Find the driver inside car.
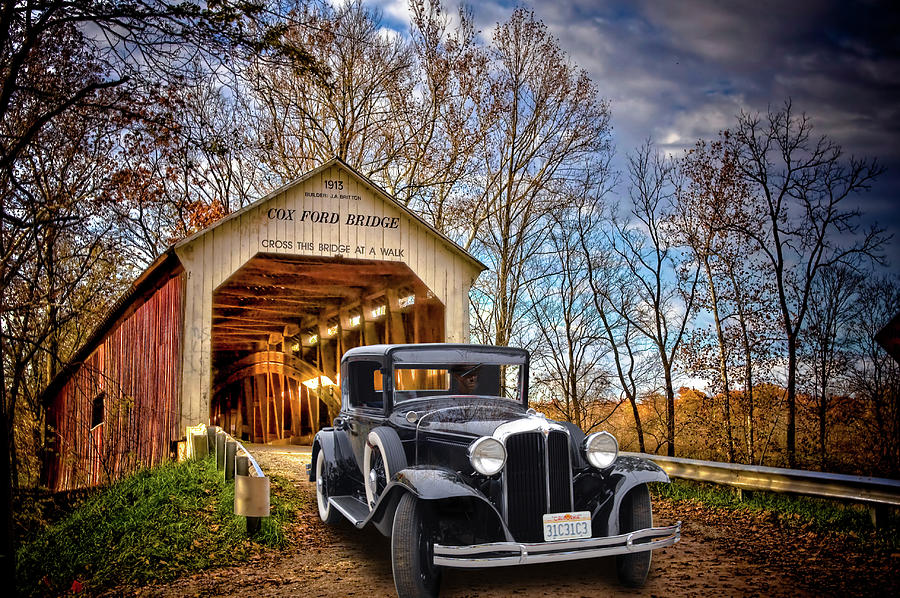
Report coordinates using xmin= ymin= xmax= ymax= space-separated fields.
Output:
xmin=450 ymin=364 xmax=480 ymax=394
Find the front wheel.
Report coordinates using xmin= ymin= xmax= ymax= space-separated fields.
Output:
xmin=391 ymin=492 xmax=442 ymax=598
xmin=616 ymin=483 xmax=653 ymax=587
xmin=315 ymin=450 xmax=341 ymax=524
xmin=364 ymin=427 xmax=407 ymax=508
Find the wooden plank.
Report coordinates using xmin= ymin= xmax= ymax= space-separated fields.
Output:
xmin=384 ymin=289 xmax=406 ymax=344
xmin=288 ymin=379 xmax=301 ymax=437
xmin=244 ymin=376 xmax=256 ymax=442
xmin=254 ymin=373 xmax=268 ymax=443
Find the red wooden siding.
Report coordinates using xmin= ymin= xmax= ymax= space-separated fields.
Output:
xmin=45 ymin=274 xmax=184 ymax=491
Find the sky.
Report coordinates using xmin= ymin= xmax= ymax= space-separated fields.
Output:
xmin=369 ymin=0 xmax=900 ymax=268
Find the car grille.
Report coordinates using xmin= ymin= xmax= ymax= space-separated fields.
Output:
xmin=503 ymin=430 xmax=573 ymax=541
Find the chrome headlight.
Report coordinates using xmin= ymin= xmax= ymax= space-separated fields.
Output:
xmin=468 ymin=436 xmax=507 ymax=476
xmin=583 ymin=431 xmax=618 ymax=469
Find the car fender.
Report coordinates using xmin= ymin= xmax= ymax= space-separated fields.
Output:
xmin=310 ymin=428 xmax=359 ymax=494
xmin=368 ymin=466 xmax=510 ymax=539
xmin=603 ymin=455 xmax=669 ymax=535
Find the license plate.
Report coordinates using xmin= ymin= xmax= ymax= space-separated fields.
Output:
xmin=542 ymin=511 xmax=592 ymax=542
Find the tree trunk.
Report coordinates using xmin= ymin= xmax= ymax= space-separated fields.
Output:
xmin=629 ymin=395 xmax=646 ymax=453
xmin=818 ymin=393 xmax=828 ymax=469
xmin=663 ymin=361 xmax=676 ymax=457
xmin=745 ymin=357 xmax=755 ymax=464
xmin=0 ymin=342 xmax=14 ymax=587
xmin=786 ymin=334 xmax=798 ymax=468
xmin=704 ymin=259 xmax=734 ymax=462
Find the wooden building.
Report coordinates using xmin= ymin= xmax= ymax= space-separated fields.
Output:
xmin=42 ymin=159 xmax=485 ymax=490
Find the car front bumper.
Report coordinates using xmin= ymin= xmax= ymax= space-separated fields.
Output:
xmin=433 ymin=521 xmax=681 ymax=568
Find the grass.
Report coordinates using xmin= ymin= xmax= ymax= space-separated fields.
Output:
xmin=16 ymin=457 xmax=300 ymax=597
xmin=652 ymin=478 xmax=900 ymax=549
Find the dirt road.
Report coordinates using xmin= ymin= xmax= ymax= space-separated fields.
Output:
xmin=134 ymin=445 xmax=897 ymax=597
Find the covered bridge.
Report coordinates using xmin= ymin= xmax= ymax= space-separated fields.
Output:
xmin=42 ymin=159 xmax=484 ymax=490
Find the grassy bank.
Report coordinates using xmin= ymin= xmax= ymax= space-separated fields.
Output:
xmin=16 ymin=458 xmax=297 ymax=596
xmin=652 ymin=478 xmax=899 ymax=549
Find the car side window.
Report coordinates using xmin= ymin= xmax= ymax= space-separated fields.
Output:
xmin=348 ymin=360 xmax=383 ymax=409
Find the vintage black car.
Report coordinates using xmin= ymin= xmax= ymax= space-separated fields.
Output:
xmin=308 ymin=344 xmax=680 ymax=597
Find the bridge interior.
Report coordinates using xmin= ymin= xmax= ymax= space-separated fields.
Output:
xmin=210 ymin=254 xmax=444 ymax=444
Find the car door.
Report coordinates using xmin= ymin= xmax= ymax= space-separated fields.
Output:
xmin=342 ymin=358 xmax=387 ymax=472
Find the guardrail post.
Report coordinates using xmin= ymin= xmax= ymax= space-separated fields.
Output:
xmin=869 ymin=504 xmax=888 ymax=529
xmin=207 ymin=426 xmax=218 ymax=454
xmin=191 ymin=433 xmax=208 ymax=459
xmin=736 ymin=488 xmax=751 ymax=502
xmin=235 ymin=454 xmax=262 ymax=535
xmin=224 ymin=439 xmax=236 ymax=481
xmin=235 ymin=454 xmax=248 ymax=476
xmin=215 ymin=429 xmax=226 ymax=471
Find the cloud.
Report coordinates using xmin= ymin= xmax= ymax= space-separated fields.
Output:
xmin=392 ymin=0 xmax=900 ymax=264
xmin=359 ymin=0 xmax=412 ymax=29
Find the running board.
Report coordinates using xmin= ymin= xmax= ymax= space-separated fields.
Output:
xmin=329 ymin=495 xmax=370 ymax=526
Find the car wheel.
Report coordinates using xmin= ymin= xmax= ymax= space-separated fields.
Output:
xmin=392 ymin=492 xmax=442 ymax=598
xmin=364 ymin=427 xmax=407 ymax=508
xmin=315 ymin=450 xmax=341 ymax=524
xmin=616 ymin=483 xmax=653 ymax=587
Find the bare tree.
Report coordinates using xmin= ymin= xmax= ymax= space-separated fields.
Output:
xmin=527 ymin=201 xmax=617 ymax=433
xmin=604 ymin=141 xmax=700 ymax=456
xmin=848 ymin=277 xmax=900 ymax=476
xmin=673 ymin=136 xmax=752 ymax=462
xmin=248 ymin=0 xmax=412 ymax=179
xmin=800 ymin=265 xmax=862 ymax=468
xmin=729 ymin=101 xmax=888 ymax=467
xmin=565 ymin=170 xmax=654 ymax=451
xmin=469 ymin=8 xmax=612 ymax=348
xmin=399 ymin=0 xmax=495 ymax=231
xmin=721 ymin=249 xmax=777 ymax=464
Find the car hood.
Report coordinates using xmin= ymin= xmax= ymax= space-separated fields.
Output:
xmin=394 ymin=397 xmax=538 ymax=440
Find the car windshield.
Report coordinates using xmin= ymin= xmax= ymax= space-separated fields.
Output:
xmin=392 ymin=363 xmax=523 ymax=402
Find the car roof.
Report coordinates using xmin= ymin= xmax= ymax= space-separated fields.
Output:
xmin=341 ymin=343 xmax=529 ymax=362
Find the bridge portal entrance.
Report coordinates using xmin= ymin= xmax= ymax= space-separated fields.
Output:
xmin=210 ymin=254 xmax=444 ymax=443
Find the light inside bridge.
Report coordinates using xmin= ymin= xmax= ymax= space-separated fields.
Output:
xmin=302 ymin=375 xmax=337 ymax=390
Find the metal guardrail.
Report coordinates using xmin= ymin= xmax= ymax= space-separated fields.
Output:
xmin=188 ymin=425 xmax=270 ymax=534
xmin=623 ymin=452 xmax=900 ymax=527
